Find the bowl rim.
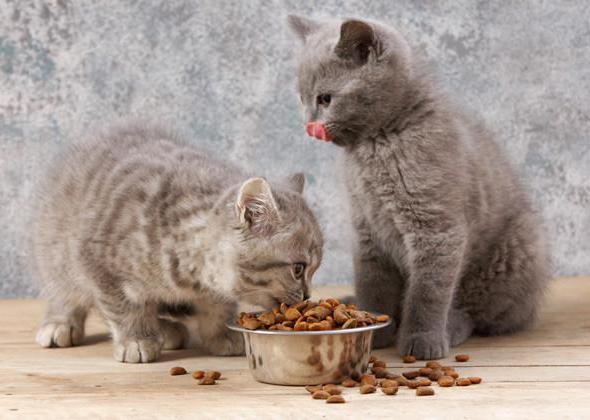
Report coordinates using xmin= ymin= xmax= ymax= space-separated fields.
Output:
xmin=226 ymin=313 xmax=392 ymax=336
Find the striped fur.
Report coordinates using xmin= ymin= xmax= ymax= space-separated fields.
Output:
xmin=34 ymin=122 xmax=323 ymax=362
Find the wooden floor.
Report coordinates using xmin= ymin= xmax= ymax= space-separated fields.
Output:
xmin=1 ymin=277 xmax=589 ymax=419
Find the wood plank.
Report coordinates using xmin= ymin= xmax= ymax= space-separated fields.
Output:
xmin=2 ymin=382 xmax=590 ymax=419
xmin=1 ymin=277 xmax=589 ymax=419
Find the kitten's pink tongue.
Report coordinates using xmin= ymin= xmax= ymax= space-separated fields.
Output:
xmin=305 ymin=122 xmax=332 ymax=142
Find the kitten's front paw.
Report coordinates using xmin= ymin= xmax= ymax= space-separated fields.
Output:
xmin=398 ymin=330 xmax=449 ymax=360
xmin=114 ymin=338 xmax=162 ymax=363
xmin=36 ymin=322 xmax=84 ymax=348
xmin=205 ymin=330 xmax=245 ymax=356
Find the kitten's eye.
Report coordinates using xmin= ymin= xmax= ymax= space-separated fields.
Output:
xmin=317 ymin=94 xmax=331 ymax=107
xmin=293 ymin=263 xmax=306 ymax=278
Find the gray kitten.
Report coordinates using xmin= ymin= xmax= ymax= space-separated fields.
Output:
xmin=288 ymin=15 xmax=550 ymax=359
xmin=34 ymin=123 xmax=323 ymax=362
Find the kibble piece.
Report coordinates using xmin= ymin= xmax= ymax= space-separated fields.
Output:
xmin=382 ymin=386 xmax=398 ymax=395
xmin=258 ymin=312 xmax=276 ymax=326
xmin=385 ymin=372 xmax=402 ymax=381
xmin=169 ymin=367 xmax=187 ymax=376
xmin=294 ymin=321 xmax=308 ymax=331
xmin=380 ymin=379 xmax=398 ymax=389
xmin=312 ymin=390 xmax=331 ymax=400
xmin=205 ymin=371 xmax=221 ymax=380
xmin=396 ymin=376 xmax=410 ymax=387
xmin=456 ymin=377 xmax=471 ymax=386
xmin=371 ymin=367 xmax=388 ymax=378
xmin=369 ymin=355 xmax=377 ymax=363
xmin=403 ymin=370 xmax=420 ymax=379
xmin=280 ymin=302 xmax=288 ymax=314
xmin=285 ymin=307 xmax=302 ymax=321
xmin=417 ymin=378 xmax=432 ymax=387
xmin=308 ymin=322 xmax=325 ymax=331
xmin=428 ymin=370 xmax=443 ymax=381
xmin=360 ymin=384 xmax=377 ymax=394
xmin=442 ymin=370 xmax=459 ymax=379
xmin=305 ymin=385 xmax=322 ymax=394
xmin=416 ymin=387 xmax=435 ymax=396
xmin=322 ymin=384 xmax=342 ymax=395
xmin=241 ymin=318 xmax=262 ymax=330
xmin=455 ymin=354 xmax=470 ymax=362
xmin=341 ymin=378 xmax=357 ymax=387
xmin=199 ymin=377 xmax=216 ymax=385
xmin=425 ymin=361 xmax=442 ymax=369
xmin=325 ymin=298 xmax=340 ymax=308
xmin=326 ymin=395 xmax=346 ymax=404
xmin=341 ymin=318 xmax=358 ymax=329
xmin=191 ymin=370 xmax=205 ymax=380
xmin=419 ymin=367 xmax=433 ymax=376
xmin=402 ymin=355 xmax=416 ymax=363
xmin=376 ymin=314 xmax=390 ymax=322
xmin=360 ymin=374 xmax=377 ymax=386
xmin=333 ymin=308 xmax=350 ymax=325
xmin=468 ymin=377 xmax=482 ymax=384
xmin=407 ymin=380 xmax=421 ymax=389
xmin=372 ymin=360 xmax=386 ymax=368
xmin=437 ymin=376 xmax=455 ymax=387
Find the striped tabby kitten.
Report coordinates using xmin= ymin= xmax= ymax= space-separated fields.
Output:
xmin=288 ymin=16 xmax=550 ymax=359
xmin=34 ymin=123 xmax=323 ymax=363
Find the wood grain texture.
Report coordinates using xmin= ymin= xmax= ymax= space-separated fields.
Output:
xmin=1 ymin=277 xmax=589 ymax=419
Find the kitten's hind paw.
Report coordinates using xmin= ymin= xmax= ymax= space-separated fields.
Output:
xmin=114 ymin=338 xmax=162 ymax=363
xmin=397 ymin=330 xmax=449 ymax=360
xmin=36 ymin=322 xmax=84 ymax=348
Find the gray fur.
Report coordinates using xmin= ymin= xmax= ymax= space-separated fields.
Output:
xmin=33 ymin=122 xmax=323 ymax=362
xmin=289 ymin=15 xmax=550 ymax=359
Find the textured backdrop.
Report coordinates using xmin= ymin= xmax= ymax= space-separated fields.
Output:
xmin=1 ymin=1 xmax=589 ymax=297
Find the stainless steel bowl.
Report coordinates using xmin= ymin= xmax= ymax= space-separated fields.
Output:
xmin=226 ymin=317 xmax=392 ymax=385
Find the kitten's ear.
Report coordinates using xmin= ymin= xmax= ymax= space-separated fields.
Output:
xmin=288 ymin=14 xmax=320 ymax=42
xmin=286 ymin=172 xmax=305 ymax=194
xmin=236 ymin=177 xmax=280 ymax=235
xmin=335 ymin=19 xmax=380 ymax=64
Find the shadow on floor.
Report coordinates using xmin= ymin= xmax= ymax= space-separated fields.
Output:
xmin=83 ymin=333 xmax=111 ymax=346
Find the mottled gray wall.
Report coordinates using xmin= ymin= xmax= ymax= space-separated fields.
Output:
xmin=1 ymin=1 xmax=588 ymax=297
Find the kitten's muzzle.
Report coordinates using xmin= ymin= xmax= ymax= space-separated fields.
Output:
xmin=305 ymin=121 xmax=333 ymax=142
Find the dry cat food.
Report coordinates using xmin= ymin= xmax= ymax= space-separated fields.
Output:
xmin=456 ymin=377 xmax=472 ymax=386
xmin=169 ymin=367 xmax=187 ymax=376
xmin=306 ymin=355 xmax=483 ymax=404
xmin=381 ymin=386 xmax=399 ymax=395
xmin=455 ymin=354 xmax=470 ymax=362
xmin=402 ymin=355 xmax=417 ymax=363
xmin=236 ymin=298 xmax=390 ymax=331
xmin=199 ymin=377 xmax=216 ymax=385
xmin=416 ymin=387 xmax=435 ymax=396
xmin=341 ymin=378 xmax=357 ymax=387
xmin=360 ymin=384 xmax=377 ymax=394
xmin=169 ymin=367 xmax=221 ymax=385
xmin=437 ymin=376 xmax=455 ymax=387
xmin=322 ymin=384 xmax=342 ymax=395
xmin=312 ymin=390 xmax=331 ymax=400
xmin=360 ymin=374 xmax=377 ymax=386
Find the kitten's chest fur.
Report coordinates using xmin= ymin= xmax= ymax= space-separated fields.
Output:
xmin=345 ymin=136 xmax=412 ymax=272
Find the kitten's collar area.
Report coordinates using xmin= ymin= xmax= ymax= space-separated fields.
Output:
xmin=305 ymin=121 xmax=333 ymax=142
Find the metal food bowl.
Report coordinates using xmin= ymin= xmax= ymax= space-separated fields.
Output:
xmin=226 ymin=316 xmax=392 ymax=385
